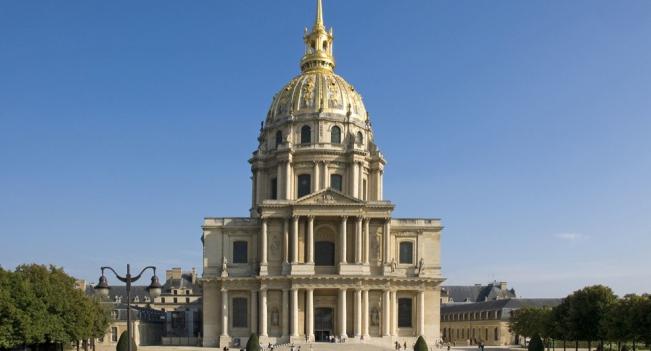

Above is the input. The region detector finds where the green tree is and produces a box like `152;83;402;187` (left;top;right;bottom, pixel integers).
529;335;545;351
414;335;428;351
566;285;616;351
510;308;552;341
246;333;260;351
116;330;137;351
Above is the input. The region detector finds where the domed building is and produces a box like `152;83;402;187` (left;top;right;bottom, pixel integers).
201;1;444;348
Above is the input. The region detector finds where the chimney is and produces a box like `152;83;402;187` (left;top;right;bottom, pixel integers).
166;267;182;281
191;267;197;284
499;281;508;290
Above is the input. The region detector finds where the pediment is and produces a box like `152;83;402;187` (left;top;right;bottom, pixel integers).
294;188;364;206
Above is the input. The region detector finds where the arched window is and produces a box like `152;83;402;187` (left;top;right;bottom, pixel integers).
331;126;341;144
314;241;335;266
297;174;311;198
301;125;311;144
330;174;342;192
356;131;363;145
275;131;283;147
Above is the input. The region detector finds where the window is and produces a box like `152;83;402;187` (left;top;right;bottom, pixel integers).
174;290;178;295
111;327;118;342
275;131;283;147
330;174;342;192
356;131;363;145
331;126;341;144
314;241;335;266
297;174;311;198
398;298;412;327
271;178;278;199
161;297;166;303
494;327;499;341
186;297;190;303
185;290;190;295
233;241;248;264
301;125;311;144
173;297;178;304
399;241;414;264
363;179;367;200
232;297;248;328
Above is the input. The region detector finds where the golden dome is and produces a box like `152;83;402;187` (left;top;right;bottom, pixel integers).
268;71;367;122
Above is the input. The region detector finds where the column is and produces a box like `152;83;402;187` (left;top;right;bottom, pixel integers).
307;216;314;264
283;218;289;264
261;218;268;265
352;162;359;198
418;290;425;336
277;162;283;199
221;288;229;337
306;288;314;340
382;290;390;336
324;162;330;188
313;162;320;191
391;290;398;336
339;289;348;338
378;170;384;200
291;289;299;337
292;216;299;263
363;219;370;265
383;219;391;263
340;217;348;264
281;289;289;339
260;289;268;337
251;290;258;334
362;290;370;339
358;162;364;200
354;289;362;338
355;217;363;263
255;169;263;204
285;161;292;200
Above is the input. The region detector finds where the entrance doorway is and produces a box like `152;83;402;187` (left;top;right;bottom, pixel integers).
314;307;334;342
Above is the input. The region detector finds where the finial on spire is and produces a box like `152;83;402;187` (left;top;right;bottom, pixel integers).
315;0;324;29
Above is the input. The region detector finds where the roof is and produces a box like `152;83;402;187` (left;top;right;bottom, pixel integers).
442;283;516;303
162;273;201;294
85;284;153;304
441;298;563;316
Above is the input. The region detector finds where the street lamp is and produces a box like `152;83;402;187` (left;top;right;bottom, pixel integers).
95;264;161;351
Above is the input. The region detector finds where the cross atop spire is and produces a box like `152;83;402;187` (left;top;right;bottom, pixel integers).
300;0;335;72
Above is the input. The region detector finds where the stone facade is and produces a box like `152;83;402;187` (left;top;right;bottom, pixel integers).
201;1;444;348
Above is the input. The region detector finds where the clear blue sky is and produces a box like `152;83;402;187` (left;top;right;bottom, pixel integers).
1;1;650;298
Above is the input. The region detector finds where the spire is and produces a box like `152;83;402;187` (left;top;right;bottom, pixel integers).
314;0;324;29
301;0;335;72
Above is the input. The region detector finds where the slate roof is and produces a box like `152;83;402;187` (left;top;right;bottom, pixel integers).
85;285;152;304
441;298;563;320
442;283;517;303
162;273;201;294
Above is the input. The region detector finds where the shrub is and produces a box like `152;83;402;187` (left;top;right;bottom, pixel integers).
116;331;137;351
414;336;428;351
528;334;544;351
246;333;259;351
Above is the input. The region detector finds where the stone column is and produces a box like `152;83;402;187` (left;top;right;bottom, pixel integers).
355;217;363;264
307;216;315;264
352;161;359;198
378;170;384;200
383;219;391;263
306;288;314;341
313;162;320;191
283;218;289;264
354;289;362;338
261;218;268;265
292;216;299;263
382;290;390;336
255;169;263;204
260;289;268;337
363;219;370;265
281;289;289;339
324;162;330;188
291;288;299;337
277;162;283;199
418;290;425;336
285;161;292;200
362;290;370;339
251;290;258;334
339;289;348;339
340;217;348;264
391;290;398;336
221;288;229;337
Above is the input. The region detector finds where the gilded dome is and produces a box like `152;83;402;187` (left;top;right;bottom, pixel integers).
268;71;368;122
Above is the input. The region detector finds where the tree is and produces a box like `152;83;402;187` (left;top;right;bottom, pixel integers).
414;336;428;351
529;335;545;351
566;285;616;351
510;308;552;341
116;331;137;351
246;333;260;351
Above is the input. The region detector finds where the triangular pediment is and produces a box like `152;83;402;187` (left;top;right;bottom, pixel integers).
294;188;364;206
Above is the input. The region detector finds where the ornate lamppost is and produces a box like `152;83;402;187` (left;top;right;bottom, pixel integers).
94;264;162;351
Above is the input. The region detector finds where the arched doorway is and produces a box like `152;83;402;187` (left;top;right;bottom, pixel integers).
314;307;334;342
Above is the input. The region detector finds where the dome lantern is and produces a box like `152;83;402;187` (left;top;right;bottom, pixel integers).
301;0;335;73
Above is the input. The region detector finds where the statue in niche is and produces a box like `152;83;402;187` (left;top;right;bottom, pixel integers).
371;307;380;326
221;257;228;277
417;258;425;276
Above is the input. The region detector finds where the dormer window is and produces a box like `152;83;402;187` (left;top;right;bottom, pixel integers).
356;131;363;145
301;125;311;144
